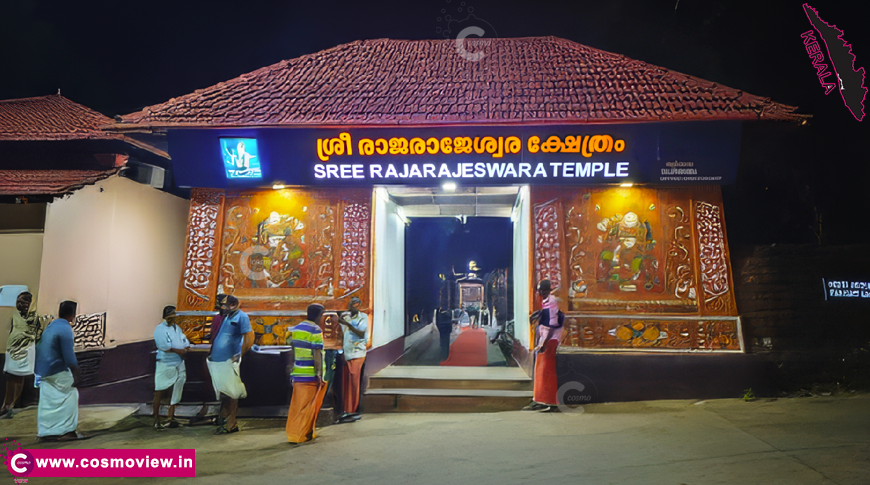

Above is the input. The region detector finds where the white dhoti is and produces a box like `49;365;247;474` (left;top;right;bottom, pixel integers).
154;361;187;405
37;369;78;438
3;345;35;376
206;358;247;400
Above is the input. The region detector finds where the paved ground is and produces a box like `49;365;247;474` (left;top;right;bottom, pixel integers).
2;392;868;484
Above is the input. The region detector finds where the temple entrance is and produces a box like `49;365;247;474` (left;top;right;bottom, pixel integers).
366;185;534;411
388;186;525;367
399;216;513;366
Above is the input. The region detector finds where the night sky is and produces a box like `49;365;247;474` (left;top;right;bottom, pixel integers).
1;0;868;244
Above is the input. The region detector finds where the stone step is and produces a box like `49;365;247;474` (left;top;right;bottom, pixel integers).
364;389;532;413
364;366;533;412
368;365;531;391
369;377;532;391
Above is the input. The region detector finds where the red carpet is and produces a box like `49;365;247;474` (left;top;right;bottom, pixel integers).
440;328;488;366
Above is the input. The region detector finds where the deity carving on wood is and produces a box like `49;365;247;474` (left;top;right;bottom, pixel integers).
215;188;371;310
531;185;740;351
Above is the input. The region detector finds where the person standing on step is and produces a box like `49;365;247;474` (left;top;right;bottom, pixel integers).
152;305;190;430
337;296;368;423
208;295;254;434
523;279;563;412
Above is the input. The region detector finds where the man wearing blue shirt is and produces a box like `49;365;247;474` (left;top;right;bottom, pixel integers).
35;300;87;441
152;306;190;430
207;295;254;434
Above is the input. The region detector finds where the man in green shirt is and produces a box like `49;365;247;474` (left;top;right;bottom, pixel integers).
284;304;326;444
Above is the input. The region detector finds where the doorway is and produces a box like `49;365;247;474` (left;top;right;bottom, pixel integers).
374;185;529;367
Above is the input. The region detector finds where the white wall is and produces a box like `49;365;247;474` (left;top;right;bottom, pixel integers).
0;233;44;351
512;186;531;348
37;176;189;346
371;188;405;348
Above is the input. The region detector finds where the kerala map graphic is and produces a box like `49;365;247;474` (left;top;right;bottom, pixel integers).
803;3;867;121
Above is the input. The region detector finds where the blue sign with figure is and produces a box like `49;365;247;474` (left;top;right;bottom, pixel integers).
220;138;261;179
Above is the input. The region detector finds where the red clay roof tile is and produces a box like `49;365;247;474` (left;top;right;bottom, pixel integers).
115;37;806;127
0;94;120;141
0;169;119;196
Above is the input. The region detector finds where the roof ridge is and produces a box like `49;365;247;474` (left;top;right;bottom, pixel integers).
0;93;65;104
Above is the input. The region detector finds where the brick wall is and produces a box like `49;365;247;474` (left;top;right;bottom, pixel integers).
732;244;870;391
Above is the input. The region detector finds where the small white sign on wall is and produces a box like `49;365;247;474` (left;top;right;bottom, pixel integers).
0;285;29;307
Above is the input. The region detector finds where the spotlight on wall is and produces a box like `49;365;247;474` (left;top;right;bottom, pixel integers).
442;181;457;192
620;182;633;187
272;183;286;190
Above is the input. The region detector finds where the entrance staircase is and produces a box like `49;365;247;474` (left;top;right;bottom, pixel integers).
364;366;532;412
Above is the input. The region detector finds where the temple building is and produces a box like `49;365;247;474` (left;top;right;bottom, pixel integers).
93;36;807;408
0;94;188;401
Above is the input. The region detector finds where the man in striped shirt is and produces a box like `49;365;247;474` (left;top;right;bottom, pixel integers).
285;303;327;444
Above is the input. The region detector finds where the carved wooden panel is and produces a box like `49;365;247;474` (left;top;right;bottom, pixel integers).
177;315;209;344
695;201;734;315
554;187;698;313
665;203;697;304
561;316;742;351
178;188;225;311
565;193;590;300
214;188;371;311
72;312;106;351
249;315;306;346
530;186;738;351
339;202;370;298
309;204;336;297
533;199;563;292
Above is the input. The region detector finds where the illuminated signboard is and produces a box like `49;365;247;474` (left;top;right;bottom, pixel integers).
170;122;742;188
823;279;870;300
220;138;261;179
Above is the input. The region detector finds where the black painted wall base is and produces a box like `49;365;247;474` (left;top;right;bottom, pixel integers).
554;352;772;403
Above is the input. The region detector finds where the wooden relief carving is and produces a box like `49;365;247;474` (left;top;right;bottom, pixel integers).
180;188;224;310
561;316;741;351
665;205;697;302
250;316;306;346
212;189;371;310
177;315;209;344
72;312;106;350
695;201;733;313
533;199;563;291
339;202;370;298
309;205;336;297
565;195;590;300
219;203;255;294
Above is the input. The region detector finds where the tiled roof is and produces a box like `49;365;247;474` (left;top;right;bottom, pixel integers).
116;37;807;128
0;94;121;141
0;169;119;196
